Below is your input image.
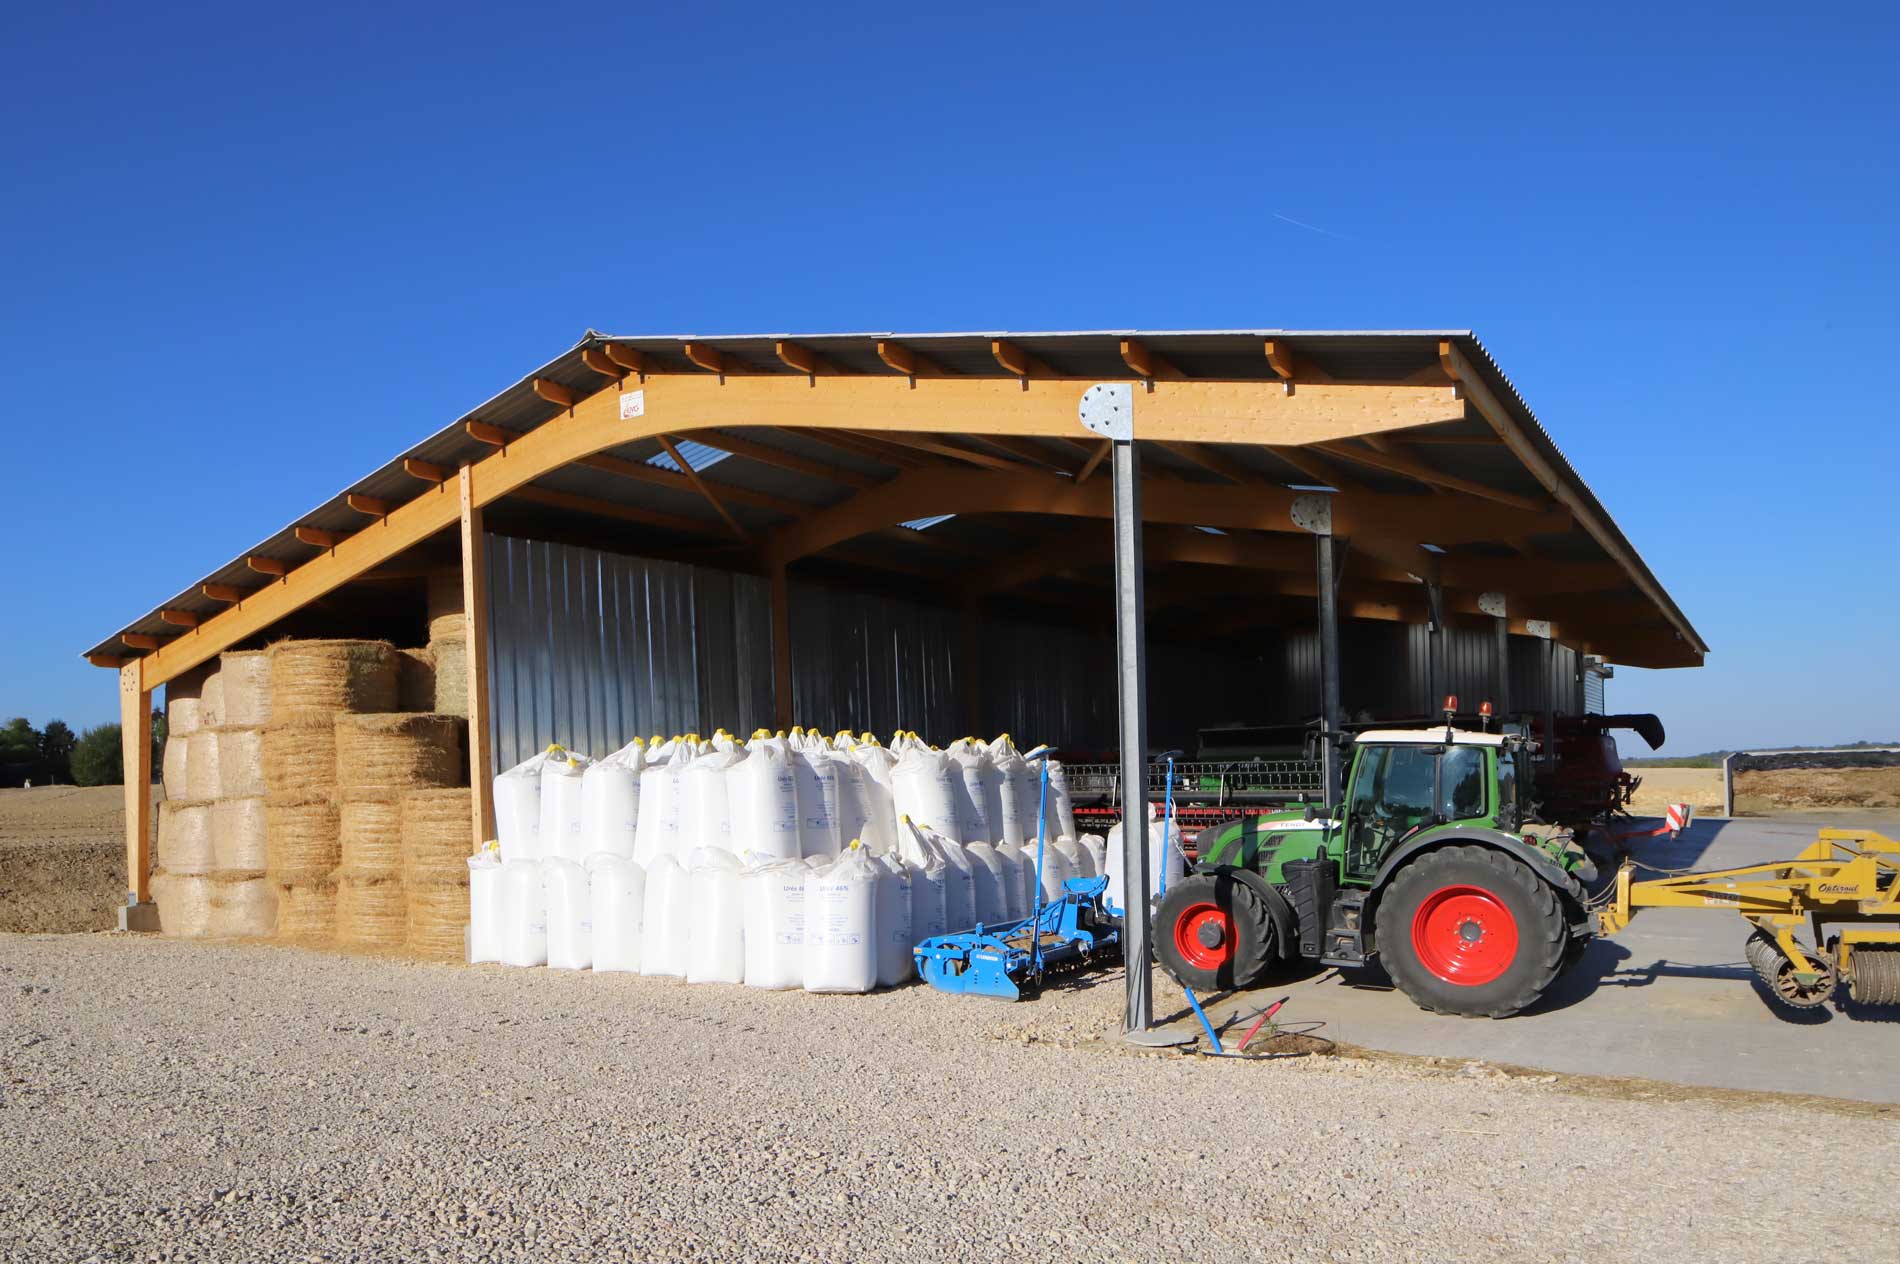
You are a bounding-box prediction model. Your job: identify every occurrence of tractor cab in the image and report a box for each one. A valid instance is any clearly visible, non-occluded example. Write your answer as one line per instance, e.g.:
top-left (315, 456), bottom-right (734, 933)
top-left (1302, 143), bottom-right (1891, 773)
top-left (1337, 728), bottom-right (1518, 879)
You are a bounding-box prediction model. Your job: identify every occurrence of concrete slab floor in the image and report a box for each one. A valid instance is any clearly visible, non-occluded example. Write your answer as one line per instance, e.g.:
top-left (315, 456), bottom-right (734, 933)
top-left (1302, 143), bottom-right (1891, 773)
top-left (1148, 812), bottom-right (1900, 1104)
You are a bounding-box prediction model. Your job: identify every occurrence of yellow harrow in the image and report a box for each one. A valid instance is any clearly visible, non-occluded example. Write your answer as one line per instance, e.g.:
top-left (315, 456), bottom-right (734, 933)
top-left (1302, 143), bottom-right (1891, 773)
top-left (1598, 828), bottom-right (1900, 1010)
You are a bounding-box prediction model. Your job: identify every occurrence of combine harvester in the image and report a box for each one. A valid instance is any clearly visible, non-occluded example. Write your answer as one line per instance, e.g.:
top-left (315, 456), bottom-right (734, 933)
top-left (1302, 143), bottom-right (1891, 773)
top-left (921, 700), bottom-right (1900, 1019)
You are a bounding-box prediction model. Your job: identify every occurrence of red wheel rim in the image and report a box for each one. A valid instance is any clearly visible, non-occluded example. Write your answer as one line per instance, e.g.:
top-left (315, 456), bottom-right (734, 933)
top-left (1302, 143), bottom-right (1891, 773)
top-left (1410, 885), bottom-right (1518, 986)
top-left (1173, 901), bottom-right (1234, 972)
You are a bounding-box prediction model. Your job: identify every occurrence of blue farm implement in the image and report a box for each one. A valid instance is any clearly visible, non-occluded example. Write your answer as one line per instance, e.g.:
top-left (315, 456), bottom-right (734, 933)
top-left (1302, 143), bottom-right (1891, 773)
top-left (913, 875), bottom-right (1122, 1000)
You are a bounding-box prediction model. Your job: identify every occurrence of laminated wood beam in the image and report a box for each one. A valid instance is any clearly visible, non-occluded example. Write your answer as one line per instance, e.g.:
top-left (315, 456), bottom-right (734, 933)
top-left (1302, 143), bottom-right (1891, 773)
top-left (849, 430), bottom-right (1032, 473)
top-left (459, 467), bottom-right (496, 849)
top-left (294, 526), bottom-right (347, 549)
top-left (345, 493), bottom-right (393, 516)
top-left (656, 435), bottom-right (748, 539)
top-left (531, 377), bottom-right (577, 410)
top-left (126, 373), bottom-right (1469, 688)
top-left (202, 584), bottom-right (249, 603)
top-left (246, 556), bottom-right (290, 577)
top-left (123, 632), bottom-right (164, 651)
top-left (964, 434), bottom-right (1078, 474)
top-left (158, 609), bottom-right (200, 628)
top-left (1155, 441), bottom-right (1253, 485)
top-left (775, 341), bottom-right (840, 377)
top-left (876, 341), bottom-right (945, 379)
top-left (87, 652), bottom-right (126, 669)
top-left (403, 458), bottom-right (450, 483)
top-left (120, 663), bottom-right (152, 905)
top-left (792, 429), bottom-right (929, 469)
top-left (1268, 446), bottom-right (1362, 490)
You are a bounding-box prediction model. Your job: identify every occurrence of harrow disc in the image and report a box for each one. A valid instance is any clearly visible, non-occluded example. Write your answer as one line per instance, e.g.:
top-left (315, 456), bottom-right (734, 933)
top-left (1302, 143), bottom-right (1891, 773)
top-left (1849, 947), bottom-right (1900, 1006)
top-left (1744, 931), bottom-right (1835, 1010)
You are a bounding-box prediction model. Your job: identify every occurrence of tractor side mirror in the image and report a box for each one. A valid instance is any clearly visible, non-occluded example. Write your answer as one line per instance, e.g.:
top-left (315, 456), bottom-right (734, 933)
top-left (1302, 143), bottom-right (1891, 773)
top-left (1303, 803), bottom-right (1318, 822)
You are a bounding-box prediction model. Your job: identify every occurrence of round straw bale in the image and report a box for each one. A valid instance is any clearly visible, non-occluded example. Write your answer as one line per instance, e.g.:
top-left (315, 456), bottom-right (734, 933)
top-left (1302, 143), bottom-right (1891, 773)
top-left (158, 801), bottom-right (214, 875)
top-left (401, 788), bottom-right (473, 884)
top-left (200, 671), bottom-right (224, 728)
top-left (432, 638), bottom-right (468, 717)
top-left (396, 647), bottom-right (436, 712)
top-left (334, 713), bottom-right (464, 794)
top-left (209, 796), bottom-right (269, 871)
top-left (265, 794), bottom-right (340, 873)
top-left (406, 877), bottom-right (470, 961)
top-left (162, 737), bottom-right (189, 801)
top-left (216, 725), bottom-right (266, 799)
top-left (267, 639), bottom-right (399, 722)
top-left (167, 696), bottom-right (203, 739)
top-left (206, 873), bottom-right (276, 938)
top-left (261, 718), bottom-right (339, 797)
top-left (335, 869), bottom-right (407, 947)
top-left (184, 729), bottom-right (222, 801)
top-left (218, 650), bottom-right (272, 727)
top-left (338, 790), bottom-right (403, 872)
top-left (151, 870), bottom-right (214, 937)
top-left (426, 571), bottom-right (465, 644)
top-left (272, 871), bottom-right (338, 941)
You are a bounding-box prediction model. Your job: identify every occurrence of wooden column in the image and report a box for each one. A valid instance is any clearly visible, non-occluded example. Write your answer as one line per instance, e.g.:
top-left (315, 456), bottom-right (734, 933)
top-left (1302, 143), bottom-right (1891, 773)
top-left (119, 661), bottom-right (152, 905)
top-left (770, 562), bottom-right (793, 729)
top-left (460, 467), bottom-right (496, 849)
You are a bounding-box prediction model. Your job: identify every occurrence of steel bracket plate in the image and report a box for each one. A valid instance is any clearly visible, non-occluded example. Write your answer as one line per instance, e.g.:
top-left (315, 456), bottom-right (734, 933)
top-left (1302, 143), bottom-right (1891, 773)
top-left (1079, 382), bottom-right (1134, 441)
top-left (1524, 618), bottom-right (1552, 639)
top-left (1290, 493), bottom-right (1333, 536)
top-left (1477, 591), bottom-right (1508, 618)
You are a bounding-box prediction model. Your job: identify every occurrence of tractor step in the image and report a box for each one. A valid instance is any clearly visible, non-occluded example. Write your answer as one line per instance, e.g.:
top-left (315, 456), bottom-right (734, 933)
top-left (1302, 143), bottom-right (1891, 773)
top-left (1318, 889), bottom-right (1370, 967)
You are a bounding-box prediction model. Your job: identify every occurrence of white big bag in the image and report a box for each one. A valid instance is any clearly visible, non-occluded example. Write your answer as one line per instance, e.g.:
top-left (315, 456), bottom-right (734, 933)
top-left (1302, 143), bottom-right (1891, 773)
top-left (588, 853), bottom-right (645, 973)
top-left (803, 845), bottom-right (879, 994)
top-left (581, 739), bottom-right (644, 860)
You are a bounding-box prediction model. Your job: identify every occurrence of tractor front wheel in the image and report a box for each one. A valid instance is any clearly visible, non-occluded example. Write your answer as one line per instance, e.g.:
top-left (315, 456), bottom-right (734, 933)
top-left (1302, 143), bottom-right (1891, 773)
top-left (1154, 870), bottom-right (1277, 993)
top-left (1376, 845), bottom-right (1567, 1018)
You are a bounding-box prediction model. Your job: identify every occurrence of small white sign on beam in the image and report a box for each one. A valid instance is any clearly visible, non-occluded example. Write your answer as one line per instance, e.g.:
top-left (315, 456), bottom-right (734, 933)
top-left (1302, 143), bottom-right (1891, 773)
top-left (619, 389), bottom-right (646, 421)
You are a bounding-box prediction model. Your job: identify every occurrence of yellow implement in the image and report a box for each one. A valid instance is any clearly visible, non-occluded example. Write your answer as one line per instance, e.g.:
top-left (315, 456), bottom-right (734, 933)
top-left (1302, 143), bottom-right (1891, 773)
top-left (1599, 829), bottom-right (1900, 1009)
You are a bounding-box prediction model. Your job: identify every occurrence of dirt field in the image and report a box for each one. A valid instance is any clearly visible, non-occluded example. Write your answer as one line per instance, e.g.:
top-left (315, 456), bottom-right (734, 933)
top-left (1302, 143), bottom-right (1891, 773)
top-left (0, 785), bottom-right (140, 934)
top-left (1625, 766), bottom-right (1724, 813)
top-left (1735, 766), bottom-right (1900, 812)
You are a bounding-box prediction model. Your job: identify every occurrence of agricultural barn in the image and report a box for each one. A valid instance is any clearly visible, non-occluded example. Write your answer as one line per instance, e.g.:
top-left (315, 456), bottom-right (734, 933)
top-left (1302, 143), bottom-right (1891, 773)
top-left (83, 330), bottom-right (1704, 991)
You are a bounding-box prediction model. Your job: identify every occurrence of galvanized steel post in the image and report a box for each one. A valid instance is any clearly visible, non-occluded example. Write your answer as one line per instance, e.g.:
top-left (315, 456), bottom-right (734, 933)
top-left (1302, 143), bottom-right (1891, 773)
top-left (1082, 383), bottom-right (1151, 1033)
top-left (1315, 533), bottom-right (1343, 801)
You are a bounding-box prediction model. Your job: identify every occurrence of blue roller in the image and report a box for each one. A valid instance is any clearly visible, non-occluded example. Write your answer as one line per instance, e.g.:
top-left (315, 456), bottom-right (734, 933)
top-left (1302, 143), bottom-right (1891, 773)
top-left (914, 876), bottom-right (1121, 1000)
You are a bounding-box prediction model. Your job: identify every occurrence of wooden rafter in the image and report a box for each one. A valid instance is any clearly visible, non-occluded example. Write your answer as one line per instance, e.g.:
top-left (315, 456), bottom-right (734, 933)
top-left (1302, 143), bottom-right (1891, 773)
top-left (246, 556), bottom-right (290, 577)
top-left (1075, 440), bottom-right (1111, 484)
top-left (202, 584), bottom-right (249, 603)
top-left (1156, 441), bottom-right (1252, 484)
top-left (531, 378), bottom-right (577, 410)
top-left (876, 341), bottom-right (946, 378)
top-left (123, 632), bottom-right (164, 651)
top-left (775, 341), bottom-right (840, 377)
top-left (509, 485), bottom-right (731, 538)
top-left (158, 609), bottom-right (200, 628)
top-left (848, 430), bottom-right (1032, 473)
top-left (683, 343), bottom-right (728, 375)
top-left (789, 428), bottom-right (930, 469)
top-left (1317, 440), bottom-right (1546, 513)
top-left (1120, 338), bottom-right (1181, 381)
top-left (688, 429), bottom-right (876, 489)
top-left (603, 344), bottom-right (651, 378)
top-left (86, 652), bottom-right (126, 669)
top-left (294, 526), bottom-right (346, 549)
top-left (1268, 445), bottom-right (1362, 490)
top-left (991, 339), bottom-right (1053, 381)
top-left (580, 347), bottom-right (627, 380)
top-left (963, 434), bottom-right (1078, 474)
top-left (655, 435), bottom-right (748, 539)
top-left (403, 458), bottom-right (450, 483)
top-left (345, 493), bottom-right (392, 516)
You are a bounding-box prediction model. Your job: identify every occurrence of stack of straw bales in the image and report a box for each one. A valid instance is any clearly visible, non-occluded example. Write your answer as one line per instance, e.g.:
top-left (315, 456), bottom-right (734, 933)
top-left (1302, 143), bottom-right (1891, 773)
top-left (426, 571), bottom-right (469, 718)
top-left (202, 649), bottom-right (276, 935)
top-left (152, 663), bottom-right (222, 936)
top-left (264, 640), bottom-right (399, 939)
top-left (333, 711), bottom-right (464, 948)
top-left (401, 787), bottom-right (474, 959)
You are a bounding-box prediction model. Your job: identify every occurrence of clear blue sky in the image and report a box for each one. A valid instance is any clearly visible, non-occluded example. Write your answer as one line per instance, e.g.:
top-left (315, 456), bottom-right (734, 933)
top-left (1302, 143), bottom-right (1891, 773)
top-left (2, 2), bottom-right (1895, 756)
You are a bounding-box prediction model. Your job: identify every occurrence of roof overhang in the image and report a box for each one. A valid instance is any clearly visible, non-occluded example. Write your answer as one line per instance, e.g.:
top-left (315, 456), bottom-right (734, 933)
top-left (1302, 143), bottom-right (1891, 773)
top-left (84, 329), bottom-right (1706, 687)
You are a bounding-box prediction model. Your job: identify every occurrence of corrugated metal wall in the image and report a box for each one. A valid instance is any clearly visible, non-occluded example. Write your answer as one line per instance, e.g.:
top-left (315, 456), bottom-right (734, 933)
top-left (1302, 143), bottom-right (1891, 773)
top-left (485, 535), bottom-right (1590, 765)
top-left (485, 536), bottom-right (773, 767)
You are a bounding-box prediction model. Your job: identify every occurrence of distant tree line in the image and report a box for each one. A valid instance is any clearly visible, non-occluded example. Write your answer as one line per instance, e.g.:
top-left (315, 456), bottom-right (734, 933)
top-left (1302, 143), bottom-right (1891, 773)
top-left (0, 715), bottom-right (168, 787)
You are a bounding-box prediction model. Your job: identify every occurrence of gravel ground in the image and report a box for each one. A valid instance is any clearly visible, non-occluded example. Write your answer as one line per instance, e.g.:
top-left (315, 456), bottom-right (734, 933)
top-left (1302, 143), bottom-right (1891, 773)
top-left (4, 935), bottom-right (1897, 1263)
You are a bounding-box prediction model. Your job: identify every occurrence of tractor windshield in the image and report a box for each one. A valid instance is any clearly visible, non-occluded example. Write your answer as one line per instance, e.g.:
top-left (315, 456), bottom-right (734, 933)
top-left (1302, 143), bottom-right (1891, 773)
top-left (1343, 743), bottom-right (1494, 878)
top-left (1440, 746), bottom-right (1487, 821)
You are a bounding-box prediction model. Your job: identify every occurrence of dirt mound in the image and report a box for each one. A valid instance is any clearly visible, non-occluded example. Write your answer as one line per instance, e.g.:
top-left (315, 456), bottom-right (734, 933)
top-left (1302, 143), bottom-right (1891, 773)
top-left (0, 785), bottom-right (142, 933)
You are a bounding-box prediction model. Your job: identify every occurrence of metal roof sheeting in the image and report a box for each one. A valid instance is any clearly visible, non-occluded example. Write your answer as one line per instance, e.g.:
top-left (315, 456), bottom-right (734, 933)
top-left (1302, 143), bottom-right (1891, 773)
top-left (83, 328), bottom-right (1705, 666)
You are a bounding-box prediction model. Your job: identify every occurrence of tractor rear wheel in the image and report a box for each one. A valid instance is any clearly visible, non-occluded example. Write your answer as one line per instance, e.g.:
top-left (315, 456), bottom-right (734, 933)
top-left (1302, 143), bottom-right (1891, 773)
top-left (1375, 845), bottom-right (1567, 1018)
top-left (1154, 870), bottom-right (1277, 993)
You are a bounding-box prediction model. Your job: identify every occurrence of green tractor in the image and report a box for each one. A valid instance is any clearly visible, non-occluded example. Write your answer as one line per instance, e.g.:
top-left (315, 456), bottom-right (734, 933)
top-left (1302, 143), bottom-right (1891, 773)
top-left (1153, 721), bottom-right (1593, 1018)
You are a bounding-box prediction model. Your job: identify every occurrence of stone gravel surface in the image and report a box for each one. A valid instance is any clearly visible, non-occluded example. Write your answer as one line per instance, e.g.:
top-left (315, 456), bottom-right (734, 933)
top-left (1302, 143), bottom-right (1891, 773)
top-left (3, 934), bottom-right (1897, 1263)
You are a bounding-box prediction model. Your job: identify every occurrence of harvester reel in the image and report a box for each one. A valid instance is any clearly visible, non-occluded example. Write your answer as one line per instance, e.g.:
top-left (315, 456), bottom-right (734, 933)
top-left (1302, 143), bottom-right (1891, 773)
top-left (1743, 931), bottom-right (1835, 1010)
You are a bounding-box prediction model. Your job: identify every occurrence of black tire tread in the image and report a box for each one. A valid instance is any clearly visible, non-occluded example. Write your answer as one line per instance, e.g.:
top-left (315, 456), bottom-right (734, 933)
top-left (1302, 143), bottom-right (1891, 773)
top-left (1153, 869), bottom-right (1276, 993)
top-left (1374, 844), bottom-right (1567, 1019)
